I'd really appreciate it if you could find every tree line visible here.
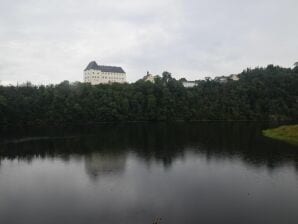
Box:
[0,65,297,126]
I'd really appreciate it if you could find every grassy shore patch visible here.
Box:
[263,125,298,146]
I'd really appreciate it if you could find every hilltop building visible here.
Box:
[214,76,228,83]
[229,74,239,81]
[84,61,126,85]
[214,74,239,83]
[182,81,197,88]
[178,78,198,88]
[142,71,157,83]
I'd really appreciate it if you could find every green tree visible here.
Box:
[0,65,297,125]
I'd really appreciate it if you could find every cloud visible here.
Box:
[0,0,297,85]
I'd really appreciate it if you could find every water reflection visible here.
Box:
[0,123,297,224]
[85,152,126,180]
[0,122,297,171]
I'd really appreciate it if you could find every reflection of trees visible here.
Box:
[84,152,126,180]
[0,123,297,171]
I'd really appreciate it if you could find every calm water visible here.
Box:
[0,123,297,224]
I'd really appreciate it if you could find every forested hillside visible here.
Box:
[0,65,297,125]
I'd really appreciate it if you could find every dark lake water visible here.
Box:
[0,122,297,224]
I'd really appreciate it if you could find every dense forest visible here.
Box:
[0,65,298,126]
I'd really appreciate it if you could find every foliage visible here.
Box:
[263,125,298,146]
[0,65,298,126]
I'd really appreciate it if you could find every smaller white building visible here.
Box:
[182,81,197,88]
[84,61,126,85]
[229,74,239,81]
[215,76,228,83]
[142,72,156,83]
[215,74,239,83]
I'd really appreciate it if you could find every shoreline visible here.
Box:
[263,125,298,146]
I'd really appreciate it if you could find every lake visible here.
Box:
[0,122,297,224]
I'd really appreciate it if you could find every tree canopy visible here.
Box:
[0,65,297,126]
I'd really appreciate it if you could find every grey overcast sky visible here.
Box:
[0,0,297,85]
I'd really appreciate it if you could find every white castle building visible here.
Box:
[84,61,126,85]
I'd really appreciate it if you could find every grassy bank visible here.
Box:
[263,125,298,146]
